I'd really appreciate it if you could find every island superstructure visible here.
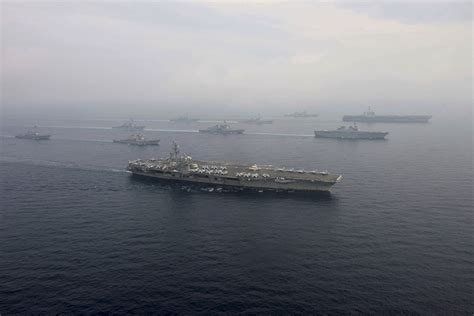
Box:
[315,125,388,139]
[127,143,341,192]
[343,107,432,123]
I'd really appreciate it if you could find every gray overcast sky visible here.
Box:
[1,1,472,118]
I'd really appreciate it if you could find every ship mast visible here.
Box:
[171,141,180,159]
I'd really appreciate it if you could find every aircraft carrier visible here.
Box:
[127,143,341,192]
[343,107,432,123]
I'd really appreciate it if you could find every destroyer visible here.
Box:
[315,125,388,140]
[284,111,318,118]
[199,123,244,134]
[15,127,51,140]
[128,143,341,192]
[113,134,160,146]
[170,116,199,123]
[112,119,145,131]
[343,107,431,123]
[240,117,273,125]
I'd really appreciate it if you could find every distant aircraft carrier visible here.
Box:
[343,107,432,123]
[128,143,341,192]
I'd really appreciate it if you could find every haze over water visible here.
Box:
[1,1,473,314]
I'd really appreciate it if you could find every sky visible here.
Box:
[1,1,472,118]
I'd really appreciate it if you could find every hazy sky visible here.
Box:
[1,1,472,118]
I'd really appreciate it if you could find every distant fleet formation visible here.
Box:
[17,108,432,142]
[14,108,432,192]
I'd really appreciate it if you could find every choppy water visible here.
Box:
[0,117,472,314]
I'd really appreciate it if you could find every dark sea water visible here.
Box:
[1,116,472,314]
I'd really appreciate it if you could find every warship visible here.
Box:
[113,134,160,146]
[240,117,273,125]
[315,125,388,140]
[170,116,199,123]
[128,143,341,192]
[15,127,51,140]
[343,107,432,123]
[284,111,319,118]
[112,119,145,131]
[199,123,245,135]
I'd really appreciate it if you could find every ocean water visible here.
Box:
[0,117,472,314]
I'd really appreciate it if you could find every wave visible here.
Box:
[0,156,129,174]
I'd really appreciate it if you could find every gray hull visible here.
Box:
[315,130,388,139]
[113,140,160,146]
[199,129,244,134]
[130,170,337,192]
[15,134,51,140]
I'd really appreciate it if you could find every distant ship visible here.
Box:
[170,116,199,123]
[113,134,160,146]
[199,123,244,135]
[112,119,145,131]
[284,111,319,118]
[315,125,388,140]
[343,107,432,123]
[15,127,51,140]
[128,143,341,192]
[240,117,273,125]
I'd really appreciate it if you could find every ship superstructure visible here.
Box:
[128,143,341,192]
[315,125,388,140]
[343,107,432,123]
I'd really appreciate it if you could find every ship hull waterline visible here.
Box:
[314,131,388,140]
[129,170,339,193]
[15,135,51,140]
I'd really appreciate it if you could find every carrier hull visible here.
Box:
[129,170,338,192]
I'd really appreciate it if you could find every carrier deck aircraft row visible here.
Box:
[128,143,341,192]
